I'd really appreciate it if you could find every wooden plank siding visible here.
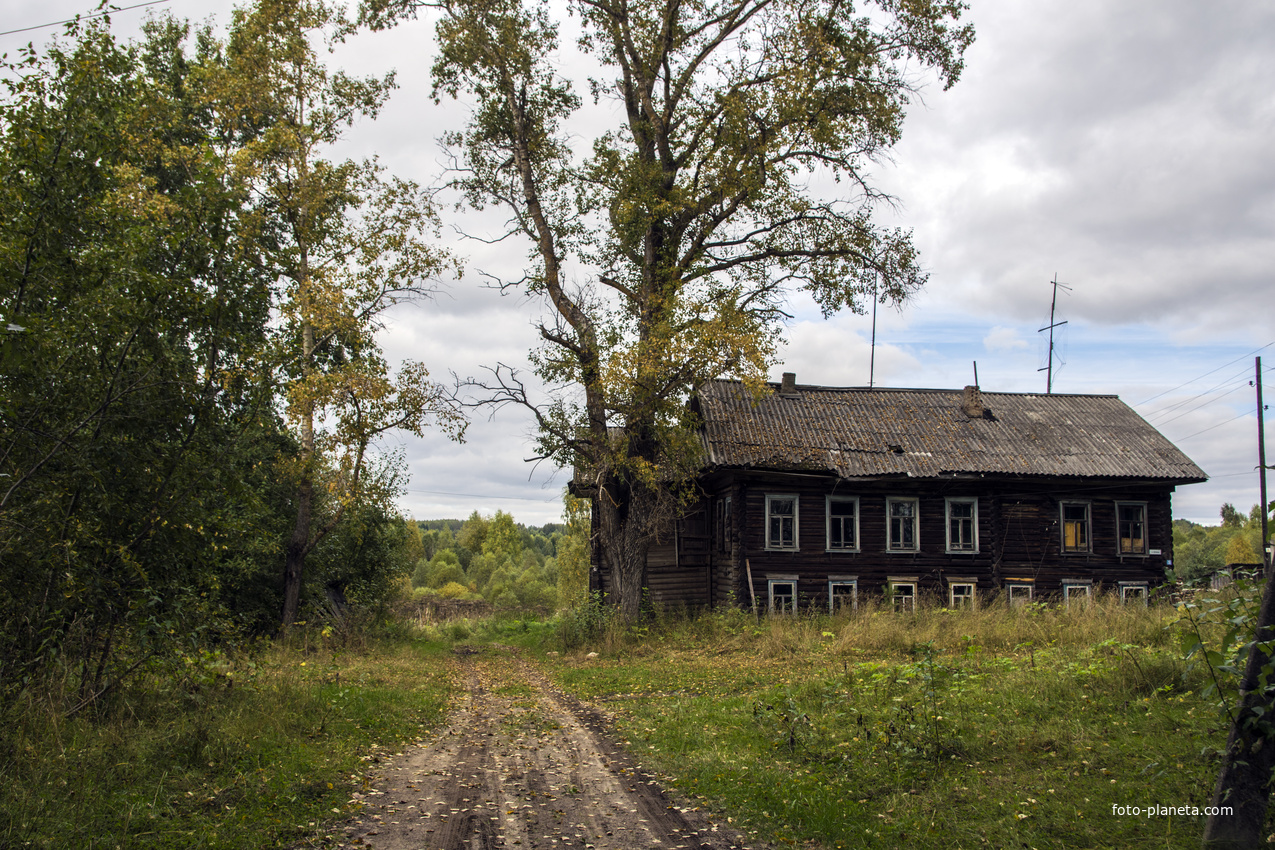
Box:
[590,473,1175,611]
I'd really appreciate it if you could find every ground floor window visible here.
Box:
[828,577,858,612]
[767,576,798,614]
[948,580,976,609]
[1119,581,1149,605]
[1062,580,1092,607]
[1006,582,1034,606]
[888,577,918,613]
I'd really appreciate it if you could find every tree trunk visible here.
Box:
[281,477,312,629]
[280,232,315,629]
[595,475,660,622]
[1202,574,1275,847]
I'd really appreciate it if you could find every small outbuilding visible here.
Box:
[590,375,1208,611]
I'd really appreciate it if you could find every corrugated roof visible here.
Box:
[695,380,1207,482]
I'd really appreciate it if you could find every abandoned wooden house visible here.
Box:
[588,375,1207,612]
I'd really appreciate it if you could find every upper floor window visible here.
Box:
[946,498,978,553]
[715,496,733,553]
[765,494,798,550]
[1116,502,1147,555]
[826,496,859,552]
[887,498,919,552]
[1061,501,1091,553]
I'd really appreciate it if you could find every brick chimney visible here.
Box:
[961,385,985,418]
[780,372,797,396]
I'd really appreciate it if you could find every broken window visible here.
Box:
[1119,582,1149,606]
[1061,502,1091,553]
[946,498,978,553]
[1007,583,1034,606]
[887,498,919,552]
[1117,502,1147,555]
[768,577,798,614]
[826,496,859,551]
[765,495,798,550]
[1062,580,1092,607]
[948,581,976,609]
[828,578,858,612]
[889,578,917,612]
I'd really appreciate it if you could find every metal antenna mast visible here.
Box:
[869,273,878,388]
[1037,274,1071,394]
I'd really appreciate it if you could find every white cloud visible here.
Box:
[982,326,1030,353]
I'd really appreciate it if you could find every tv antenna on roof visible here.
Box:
[1037,274,1071,394]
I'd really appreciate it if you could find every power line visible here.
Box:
[1143,364,1251,422]
[1174,410,1252,443]
[1150,381,1250,429]
[0,1,171,39]
[1136,341,1274,407]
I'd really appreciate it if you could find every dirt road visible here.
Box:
[340,645,755,850]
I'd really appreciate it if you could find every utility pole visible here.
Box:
[1202,356,1275,847]
[1259,356,1269,576]
[1037,274,1070,394]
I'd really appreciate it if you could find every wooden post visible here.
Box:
[746,559,759,622]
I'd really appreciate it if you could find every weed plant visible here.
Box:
[0,632,455,849]
[551,594,1247,848]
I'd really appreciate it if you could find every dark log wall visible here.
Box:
[643,501,712,609]
[591,471,1178,611]
[709,473,1174,610]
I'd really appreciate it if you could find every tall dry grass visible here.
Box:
[596,590,1179,661]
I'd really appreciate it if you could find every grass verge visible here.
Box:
[549,597,1242,849]
[0,633,456,849]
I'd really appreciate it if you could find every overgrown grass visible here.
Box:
[550,595,1247,849]
[0,632,456,849]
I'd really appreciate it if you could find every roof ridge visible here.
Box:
[703,378,1118,399]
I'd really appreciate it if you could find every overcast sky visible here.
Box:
[4,0,1273,527]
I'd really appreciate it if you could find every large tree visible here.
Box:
[364,0,973,619]
[226,0,466,628]
[0,17,287,708]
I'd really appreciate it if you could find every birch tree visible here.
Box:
[228,0,464,628]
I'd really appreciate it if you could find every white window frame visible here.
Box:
[888,576,918,613]
[948,579,976,609]
[767,575,799,614]
[828,576,858,612]
[1061,501,1092,553]
[1006,582,1034,606]
[945,498,978,553]
[1119,581,1149,606]
[826,496,860,552]
[765,494,799,551]
[886,497,920,553]
[1062,579,1092,607]
[1115,501,1148,556]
